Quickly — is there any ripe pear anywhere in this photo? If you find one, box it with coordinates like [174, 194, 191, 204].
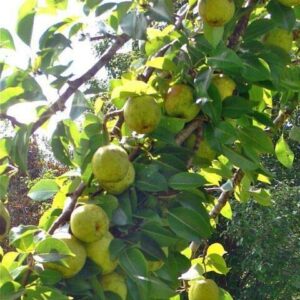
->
[264, 28, 293, 52]
[278, 0, 300, 6]
[0, 202, 11, 241]
[45, 233, 86, 279]
[101, 272, 127, 300]
[212, 74, 236, 101]
[92, 144, 130, 183]
[100, 163, 135, 195]
[165, 84, 200, 122]
[199, 0, 235, 27]
[70, 204, 109, 243]
[189, 279, 220, 300]
[124, 96, 161, 134]
[85, 232, 118, 274]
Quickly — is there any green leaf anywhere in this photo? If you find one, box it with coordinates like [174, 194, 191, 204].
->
[203, 23, 224, 48]
[28, 179, 59, 201]
[241, 56, 270, 82]
[12, 125, 32, 172]
[239, 126, 274, 154]
[222, 146, 257, 171]
[222, 97, 253, 118]
[121, 10, 147, 40]
[0, 175, 9, 199]
[250, 188, 271, 206]
[119, 247, 148, 277]
[244, 19, 275, 41]
[168, 172, 206, 190]
[46, 0, 68, 10]
[220, 288, 234, 300]
[289, 126, 300, 143]
[205, 253, 230, 275]
[167, 207, 212, 242]
[70, 91, 90, 120]
[146, 57, 176, 72]
[275, 135, 294, 168]
[0, 138, 12, 160]
[0, 28, 15, 50]
[17, 0, 37, 46]
[147, 0, 174, 23]
[0, 87, 24, 106]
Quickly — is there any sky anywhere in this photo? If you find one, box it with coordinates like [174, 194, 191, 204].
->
[0, 0, 104, 136]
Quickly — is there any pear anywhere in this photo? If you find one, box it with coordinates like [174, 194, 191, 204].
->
[100, 163, 135, 195]
[199, 0, 235, 27]
[85, 232, 118, 274]
[101, 272, 127, 300]
[70, 204, 109, 243]
[45, 233, 86, 278]
[264, 28, 293, 52]
[212, 74, 236, 101]
[92, 144, 130, 183]
[0, 202, 11, 241]
[124, 95, 161, 134]
[189, 279, 220, 300]
[165, 84, 200, 122]
[277, 0, 300, 6]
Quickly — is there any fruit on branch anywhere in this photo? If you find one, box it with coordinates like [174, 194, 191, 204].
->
[70, 204, 109, 243]
[0, 202, 11, 241]
[85, 232, 118, 274]
[277, 0, 300, 6]
[212, 74, 236, 101]
[100, 163, 135, 195]
[92, 144, 130, 183]
[186, 134, 216, 164]
[165, 84, 200, 122]
[263, 28, 293, 52]
[124, 95, 161, 134]
[188, 279, 220, 300]
[45, 233, 86, 278]
[101, 272, 127, 300]
[198, 0, 235, 27]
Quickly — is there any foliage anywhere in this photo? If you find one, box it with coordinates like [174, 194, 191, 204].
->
[0, 0, 299, 299]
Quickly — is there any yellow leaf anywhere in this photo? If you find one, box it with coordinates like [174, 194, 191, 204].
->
[207, 243, 227, 257]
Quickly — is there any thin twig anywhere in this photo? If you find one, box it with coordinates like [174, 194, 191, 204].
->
[0, 113, 24, 127]
[31, 34, 130, 134]
[90, 33, 117, 41]
[103, 109, 123, 134]
[48, 182, 86, 234]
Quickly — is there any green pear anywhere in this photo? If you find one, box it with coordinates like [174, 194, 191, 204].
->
[101, 272, 127, 300]
[124, 95, 161, 134]
[278, 0, 300, 6]
[264, 28, 293, 52]
[165, 84, 200, 122]
[92, 144, 130, 183]
[199, 0, 235, 27]
[189, 279, 220, 300]
[70, 204, 109, 243]
[100, 163, 135, 195]
[0, 202, 11, 241]
[45, 233, 86, 279]
[85, 232, 118, 274]
[212, 74, 236, 101]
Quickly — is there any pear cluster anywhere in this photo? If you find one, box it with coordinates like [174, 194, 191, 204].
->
[92, 144, 135, 195]
[45, 203, 127, 298]
[263, 28, 293, 53]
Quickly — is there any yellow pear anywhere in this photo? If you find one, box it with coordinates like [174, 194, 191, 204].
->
[165, 84, 200, 122]
[45, 233, 86, 279]
[124, 95, 161, 134]
[101, 272, 127, 300]
[0, 202, 10, 241]
[92, 144, 130, 183]
[85, 232, 118, 274]
[100, 163, 135, 195]
[189, 279, 220, 300]
[70, 204, 109, 243]
[264, 28, 293, 52]
[199, 0, 235, 27]
[278, 0, 300, 6]
[212, 74, 236, 101]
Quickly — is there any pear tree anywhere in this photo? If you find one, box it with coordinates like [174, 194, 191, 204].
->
[0, 0, 299, 299]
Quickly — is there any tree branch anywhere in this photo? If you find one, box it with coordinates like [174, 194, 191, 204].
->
[31, 34, 130, 134]
[227, 0, 257, 49]
[0, 113, 24, 127]
[48, 182, 86, 234]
